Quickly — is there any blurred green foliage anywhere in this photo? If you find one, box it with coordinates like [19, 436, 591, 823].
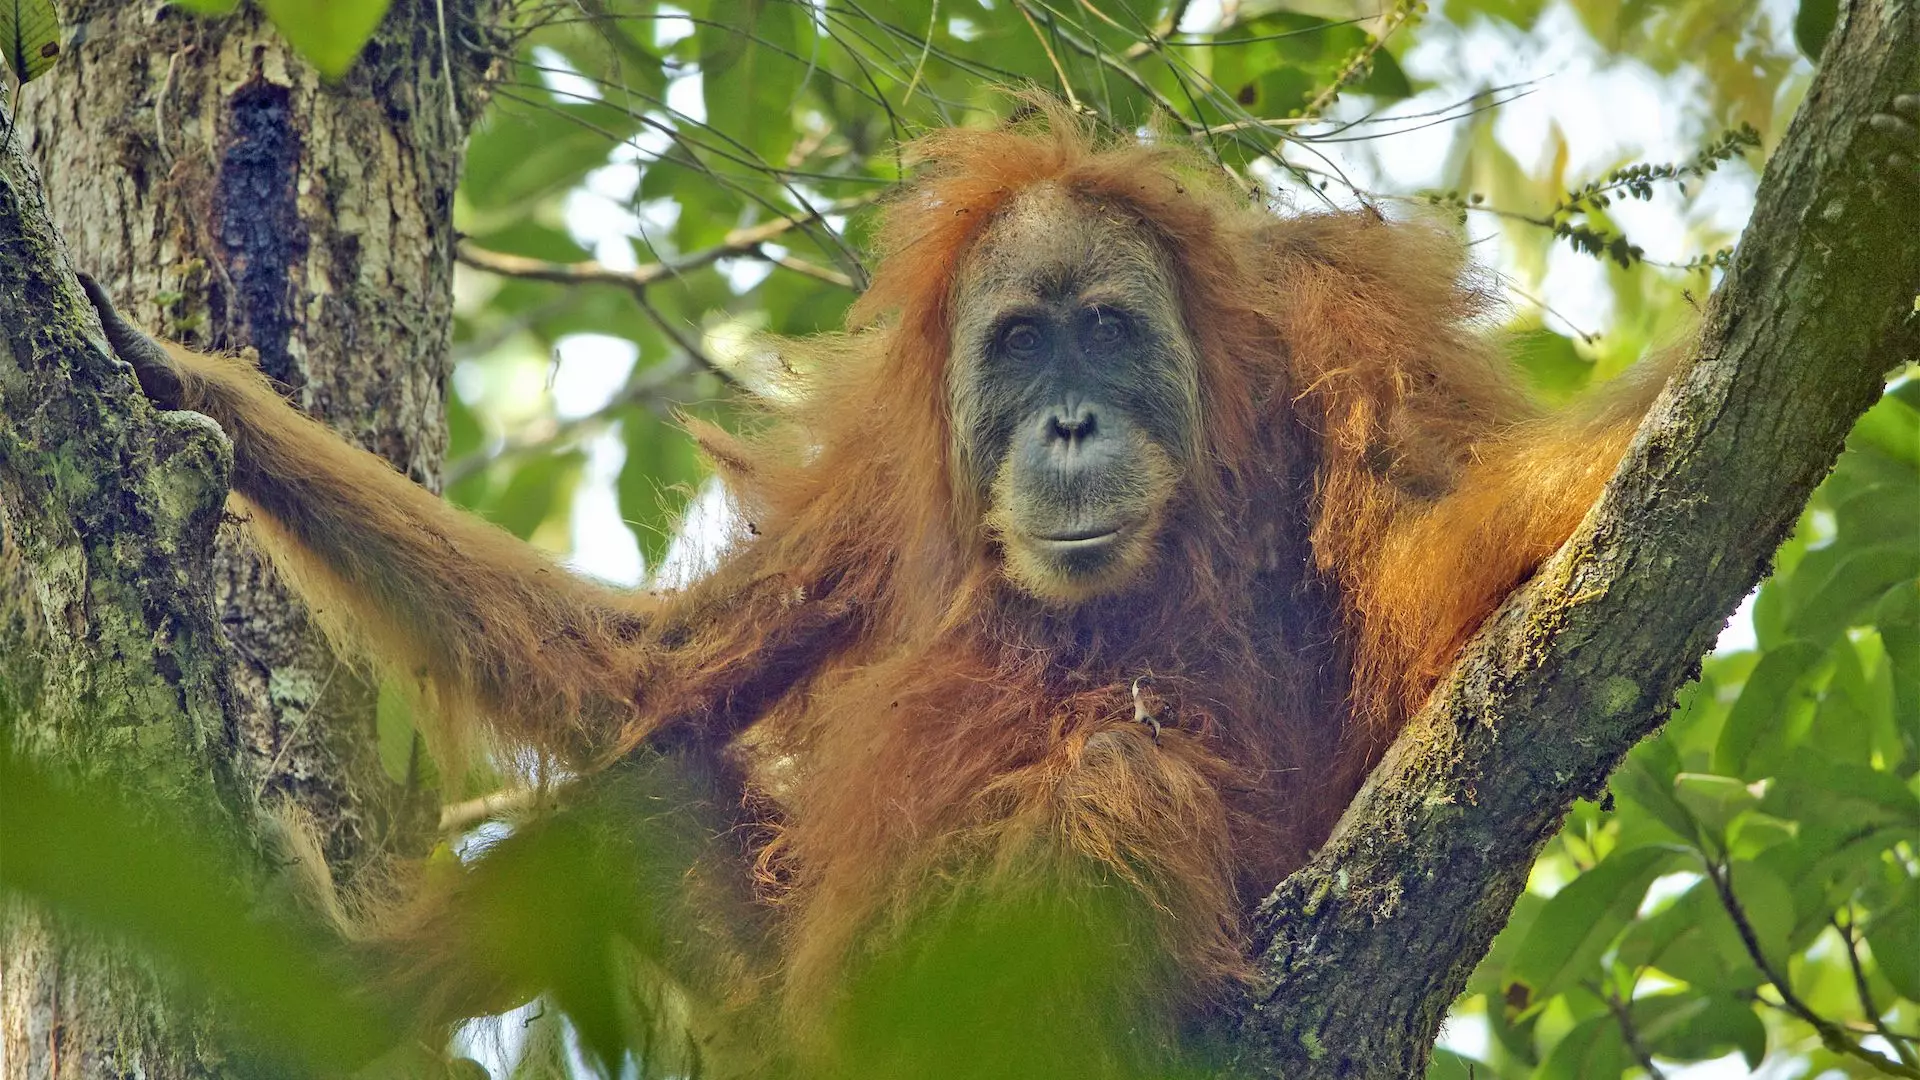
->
[12, 0, 1916, 1076]
[0, 746, 397, 1072]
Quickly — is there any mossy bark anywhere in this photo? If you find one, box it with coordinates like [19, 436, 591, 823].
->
[0, 3, 501, 1077]
[1226, 2, 1920, 1074]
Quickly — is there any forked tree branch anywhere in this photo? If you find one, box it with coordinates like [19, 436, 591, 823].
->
[1225, 2, 1920, 1074]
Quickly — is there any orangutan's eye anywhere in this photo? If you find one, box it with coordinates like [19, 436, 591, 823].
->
[1084, 307, 1131, 347]
[1002, 320, 1045, 356]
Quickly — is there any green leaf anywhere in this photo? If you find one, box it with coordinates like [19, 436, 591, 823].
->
[1876, 584, 1920, 746]
[617, 406, 707, 571]
[1510, 327, 1594, 402]
[1611, 737, 1698, 844]
[1785, 547, 1920, 645]
[1633, 992, 1767, 1068]
[640, 148, 744, 251]
[445, 388, 483, 464]
[257, 0, 391, 78]
[481, 450, 584, 541]
[1667, 653, 1753, 763]
[1672, 773, 1759, 837]
[1505, 845, 1678, 1001]
[1832, 484, 1920, 549]
[1711, 640, 1826, 778]
[1759, 825, 1912, 950]
[1234, 67, 1317, 116]
[1537, 1014, 1627, 1080]
[695, 0, 807, 167]
[1617, 880, 1764, 992]
[0, 0, 60, 85]
[1850, 388, 1920, 468]
[1424, 1048, 1485, 1079]
[1723, 860, 1795, 957]
[374, 679, 422, 786]
[462, 101, 639, 226]
[1864, 879, 1920, 1002]
[1353, 46, 1412, 100]
[1725, 811, 1797, 861]
[1204, 13, 1373, 118]
[1806, 633, 1877, 764]
[1759, 756, 1920, 833]
[1793, 0, 1838, 58]
[0, 752, 396, 1068]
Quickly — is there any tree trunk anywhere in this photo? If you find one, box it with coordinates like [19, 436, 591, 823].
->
[1227, 1, 1920, 1073]
[0, 3, 499, 1077]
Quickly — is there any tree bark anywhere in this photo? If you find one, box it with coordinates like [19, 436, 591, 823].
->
[0, 3, 499, 1077]
[1226, 1, 1920, 1075]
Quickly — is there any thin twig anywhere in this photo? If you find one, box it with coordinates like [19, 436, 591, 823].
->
[1013, 0, 1081, 111]
[255, 662, 342, 798]
[455, 191, 877, 297]
[1601, 986, 1668, 1080]
[900, 0, 937, 106]
[440, 786, 544, 833]
[1300, 2, 1417, 120]
[1836, 909, 1920, 1070]
[1121, 0, 1195, 59]
[1705, 858, 1920, 1077]
[1750, 997, 1920, 1044]
[754, 245, 857, 289]
[443, 351, 705, 487]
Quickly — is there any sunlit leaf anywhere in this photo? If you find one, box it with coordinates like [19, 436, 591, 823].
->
[257, 0, 391, 77]
[1505, 845, 1678, 1001]
[0, 0, 60, 85]
[1785, 548, 1920, 644]
[1510, 327, 1594, 402]
[1610, 736, 1697, 844]
[1673, 773, 1759, 837]
[374, 679, 427, 787]
[1761, 756, 1920, 833]
[1617, 881, 1764, 992]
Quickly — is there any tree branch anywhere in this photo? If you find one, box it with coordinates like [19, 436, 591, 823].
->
[1836, 908, 1920, 1070]
[454, 191, 877, 295]
[1224, 3, 1920, 1075]
[443, 349, 706, 487]
[1602, 986, 1669, 1080]
[1701, 860, 1918, 1076]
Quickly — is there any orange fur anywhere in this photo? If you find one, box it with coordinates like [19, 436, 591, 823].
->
[112, 105, 1668, 1065]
